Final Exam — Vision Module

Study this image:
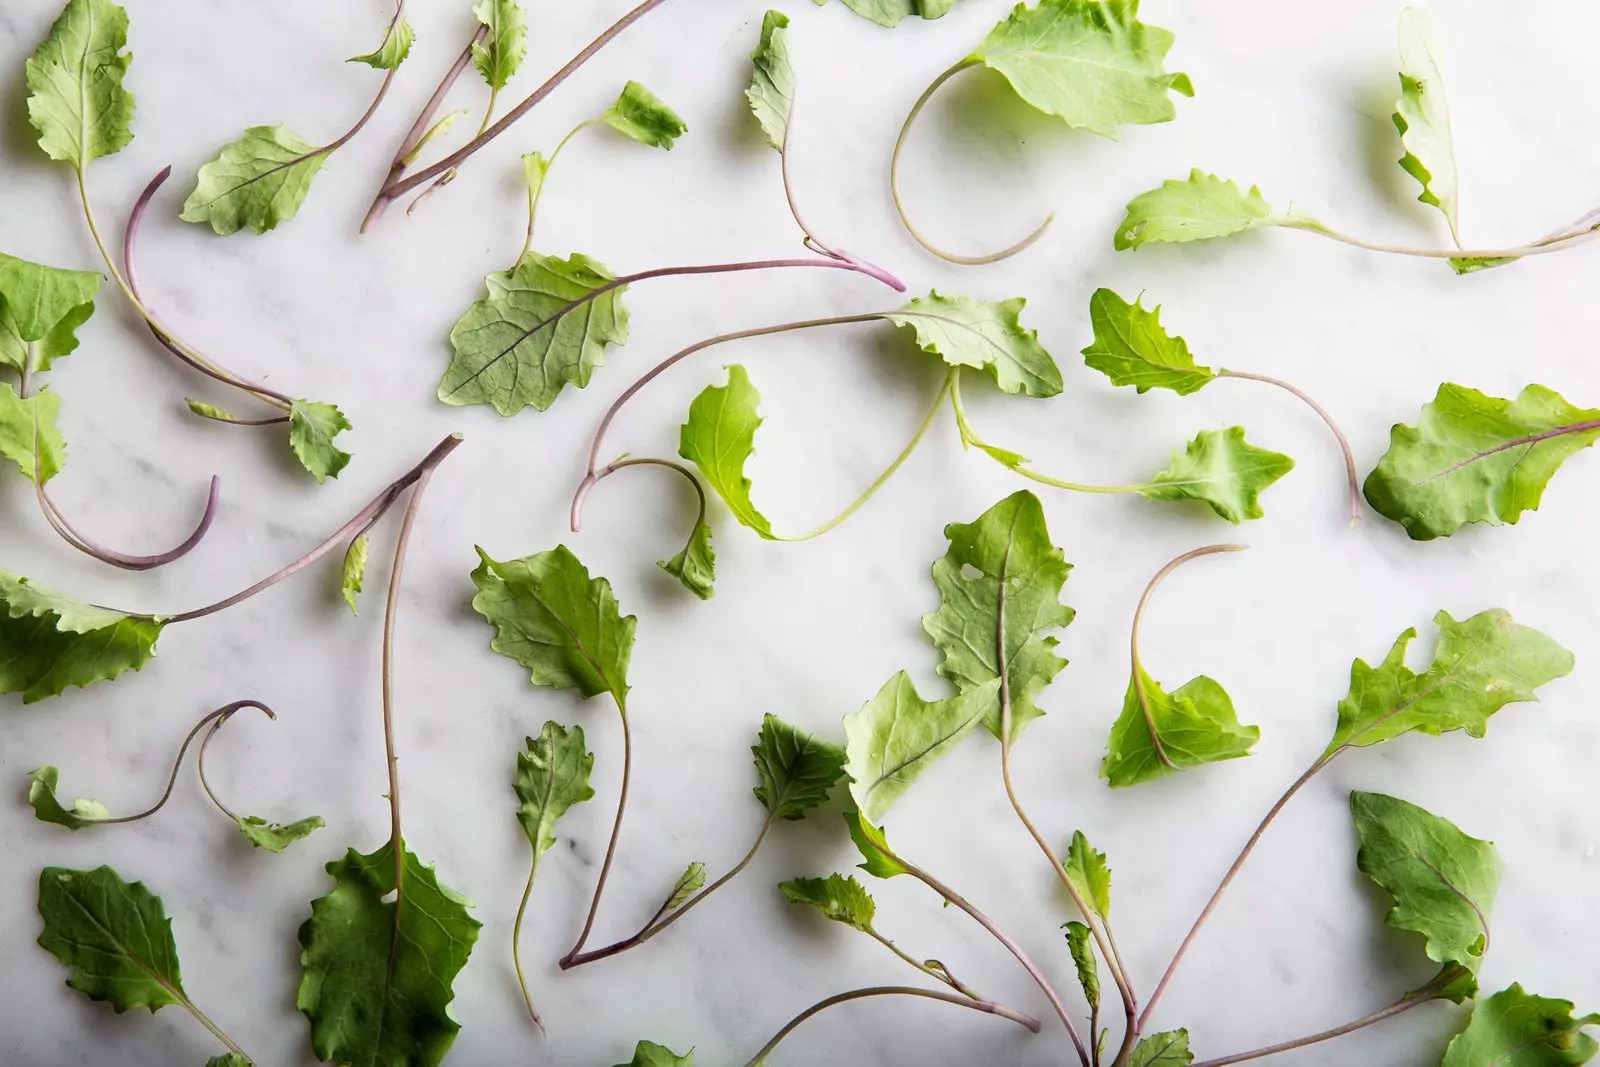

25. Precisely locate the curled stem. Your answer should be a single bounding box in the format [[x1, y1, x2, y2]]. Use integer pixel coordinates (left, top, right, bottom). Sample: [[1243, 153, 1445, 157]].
[[892, 59, 1053, 265], [559, 696, 631, 968], [194, 701, 280, 823], [1217, 370, 1359, 524]]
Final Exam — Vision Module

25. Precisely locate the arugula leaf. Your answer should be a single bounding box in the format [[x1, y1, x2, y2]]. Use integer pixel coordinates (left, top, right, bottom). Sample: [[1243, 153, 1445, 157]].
[[341, 534, 368, 615], [25, 0, 135, 169], [922, 489, 1074, 740], [1139, 426, 1294, 523], [1364, 384, 1600, 540], [1064, 830, 1111, 919], [470, 546, 636, 704], [1062, 921, 1099, 1011], [845, 810, 912, 878], [1440, 984, 1600, 1067], [781, 873, 876, 931], [1351, 791, 1499, 990], [1394, 7, 1459, 242], [0, 569, 165, 702], [0, 383, 66, 484], [0, 252, 101, 347], [180, 126, 330, 235], [27, 765, 111, 828], [472, 0, 527, 91], [1081, 288, 1214, 395], [746, 11, 794, 152], [1130, 1030, 1194, 1066], [516, 722, 596, 855], [348, 16, 415, 70], [615, 1041, 694, 1067], [288, 400, 352, 482], [658, 516, 716, 600], [969, 0, 1193, 137], [1115, 170, 1289, 251], [887, 292, 1062, 398], [37, 866, 184, 1012], [237, 815, 324, 853], [1102, 670, 1259, 788], [813, 0, 961, 27], [665, 863, 706, 910], [601, 81, 688, 149], [1325, 608, 1573, 758], [440, 253, 630, 415], [297, 841, 482, 1067], [843, 671, 1000, 822], [752, 713, 848, 821], [679, 365, 775, 538]]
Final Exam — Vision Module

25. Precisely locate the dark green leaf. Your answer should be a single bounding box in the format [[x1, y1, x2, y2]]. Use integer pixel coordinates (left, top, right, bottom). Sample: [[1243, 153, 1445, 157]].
[[37, 865, 184, 1012], [237, 815, 324, 853], [780, 873, 875, 932], [515, 722, 596, 855], [1440, 984, 1600, 1067], [752, 713, 847, 821], [0, 569, 165, 703], [1063, 920, 1099, 1011], [1130, 1030, 1193, 1066]]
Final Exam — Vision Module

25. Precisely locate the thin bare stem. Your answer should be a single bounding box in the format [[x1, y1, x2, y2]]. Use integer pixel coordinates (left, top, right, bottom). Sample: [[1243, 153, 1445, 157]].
[[512, 851, 549, 1035], [891, 58, 1053, 265], [517, 120, 599, 264], [740, 985, 1041, 1067], [559, 696, 631, 968], [1217, 370, 1360, 525], [381, 451, 436, 877], [35, 476, 220, 572], [868, 930, 971, 994], [1289, 218, 1600, 261], [195, 701, 281, 823]]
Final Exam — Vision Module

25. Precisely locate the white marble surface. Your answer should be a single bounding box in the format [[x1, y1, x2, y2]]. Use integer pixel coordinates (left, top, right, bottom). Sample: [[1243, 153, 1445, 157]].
[[2, 1, 1599, 1065]]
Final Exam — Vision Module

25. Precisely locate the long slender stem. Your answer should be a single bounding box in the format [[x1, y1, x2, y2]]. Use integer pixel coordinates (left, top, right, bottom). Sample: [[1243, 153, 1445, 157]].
[[740, 986, 1041, 1067], [512, 851, 548, 1034], [194, 702, 280, 823], [867, 929, 971, 994], [516, 120, 596, 262], [1217, 370, 1360, 525], [1289, 218, 1600, 261], [559, 697, 631, 968], [174, 994, 253, 1063], [891, 58, 1053, 265]]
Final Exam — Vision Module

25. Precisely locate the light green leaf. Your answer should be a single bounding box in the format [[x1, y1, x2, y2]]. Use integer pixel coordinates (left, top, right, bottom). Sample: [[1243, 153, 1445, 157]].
[[238, 814, 324, 853], [1449, 254, 1518, 276], [37, 866, 184, 1012], [752, 713, 848, 821], [440, 252, 629, 415], [1351, 791, 1499, 990], [341, 534, 368, 616], [25, 0, 135, 168], [844, 810, 910, 878], [1364, 384, 1600, 541], [887, 292, 1061, 398], [1063, 921, 1099, 1011], [206, 1056, 251, 1067], [1081, 288, 1214, 395], [601, 81, 687, 149], [185, 399, 244, 423], [297, 841, 482, 1067], [404, 110, 469, 168], [971, 0, 1193, 139], [746, 11, 794, 152], [1440, 984, 1600, 1067], [1102, 669, 1259, 788], [922, 490, 1074, 740], [1325, 608, 1573, 759], [812, 0, 961, 27], [781, 873, 876, 931], [181, 125, 330, 235], [1139, 426, 1294, 523], [1130, 1030, 1193, 1067], [615, 1041, 694, 1067], [843, 671, 1001, 822], [658, 516, 716, 600], [0, 569, 165, 703], [472, 0, 527, 91], [1394, 7, 1458, 242], [516, 722, 595, 855], [679, 365, 775, 538], [0, 252, 101, 345], [349, 15, 415, 70], [288, 399, 352, 483], [1064, 830, 1111, 920], [27, 765, 111, 828], [2, 299, 95, 375], [0, 382, 66, 484], [665, 863, 705, 911], [1115, 170, 1288, 251], [470, 546, 636, 703], [521, 149, 549, 207]]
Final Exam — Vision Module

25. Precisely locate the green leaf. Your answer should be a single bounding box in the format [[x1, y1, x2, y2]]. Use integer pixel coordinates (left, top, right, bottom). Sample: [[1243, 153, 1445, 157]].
[[1364, 384, 1600, 541], [601, 81, 687, 149], [1325, 608, 1573, 758], [1351, 791, 1499, 987], [614, 1041, 694, 1067], [348, 15, 414, 70], [658, 516, 716, 600], [0, 569, 165, 703], [0, 252, 101, 345], [470, 545, 636, 703], [752, 713, 848, 821], [679, 364, 775, 538], [1115, 170, 1286, 251], [288, 400, 352, 483], [844, 810, 910, 878], [341, 534, 368, 616], [37, 865, 185, 1012], [1081, 288, 1214, 395], [180, 125, 330, 236], [1139, 426, 1294, 523], [1062, 921, 1099, 1011], [1063, 830, 1111, 919], [1393, 7, 1458, 242], [404, 110, 469, 168], [515, 722, 596, 855], [27, 765, 111, 828], [440, 252, 630, 415], [25, 0, 135, 169], [206, 1056, 251, 1067], [1449, 254, 1518, 276], [0, 382, 67, 484], [238, 815, 324, 853], [1102, 669, 1259, 788], [665, 863, 705, 910], [297, 841, 482, 1067], [185, 399, 243, 423], [2, 299, 95, 376], [780, 873, 876, 931], [887, 292, 1062, 398], [1130, 1030, 1194, 1067], [921, 490, 1074, 741], [971, 0, 1193, 139], [843, 672, 1001, 823], [812, 0, 961, 27], [472, 0, 527, 91], [746, 11, 794, 152], [521, 149, 549, 209], [1440, 984, 1600, 1067]]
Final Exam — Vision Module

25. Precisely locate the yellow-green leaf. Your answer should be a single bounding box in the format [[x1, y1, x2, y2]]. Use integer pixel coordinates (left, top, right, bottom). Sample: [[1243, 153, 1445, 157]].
[[25, 0, 135, 169]]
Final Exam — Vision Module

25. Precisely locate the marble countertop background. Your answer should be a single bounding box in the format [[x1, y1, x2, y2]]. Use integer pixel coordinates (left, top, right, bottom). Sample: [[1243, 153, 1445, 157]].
[[2, 1, 1599, 1065]]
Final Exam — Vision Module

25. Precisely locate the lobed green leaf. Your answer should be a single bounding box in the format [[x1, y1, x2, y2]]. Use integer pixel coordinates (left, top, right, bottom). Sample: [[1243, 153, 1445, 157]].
[[1139, 426, 1294, 523], [288, 399, 352, 482], [1115, 170, 1283, 251], [887, 292, 1061, 398], [1081, 288, 1214, 395], [1440, 984, 1600, 1067], [27, 765, 111, 828], [37, 865, 184, 1013], [25, 0, 135, 169], [1064, 830, 1111, 919], [679, 365, 774, 538], [515, 721, 596, 856], [812, 0, 961, 27], [472, 0, 527, 91], [658, 516, 717, 600], [238, 814, 324, 853], [1393, 7, 1459, 241], [614, 1041, 694, 1067], [601, 81, 688, 149], [746, 11, 795, 152], [181, 125, 329, 235], [349, 16, 415, 70], [0, 383, 66, 484], [0, 569, 165, 702], [843, 671, 999, 822], [1102, 669, 1258, 788], [752, 713, 848, 821], [781, 873, 876, 932]]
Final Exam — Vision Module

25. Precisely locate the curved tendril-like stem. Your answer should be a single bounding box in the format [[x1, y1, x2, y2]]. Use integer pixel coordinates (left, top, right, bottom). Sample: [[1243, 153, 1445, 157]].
[[512, 852, 549, 1035], [1217, 370, 1360, 524], [572, 458, 706, 581], [194, 701, 280, 822], [559, 697, 632, 968], [1129, 546, 1249, 773], [408, 83, 502, 214], [517, 120, 597, 265], [891, 59, 1055, 265], [867, 930, 973, 995], [34, 475, 220, 572], [739, 985, 1041, 1067], [325, 0, 408, 160], [1290, 217, 1600, 261]]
